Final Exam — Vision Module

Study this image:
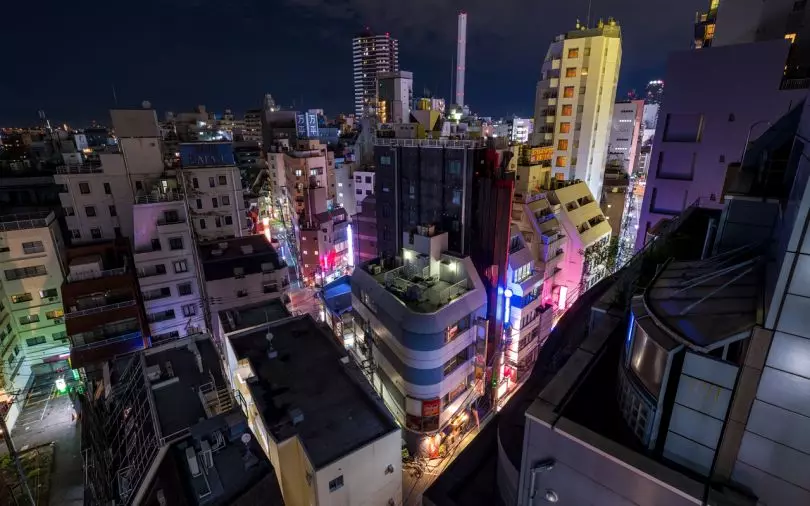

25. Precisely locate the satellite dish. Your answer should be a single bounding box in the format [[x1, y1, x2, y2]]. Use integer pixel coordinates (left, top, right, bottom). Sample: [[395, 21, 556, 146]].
[[142, 100, 152, 109], [241, 433, 252, 445]]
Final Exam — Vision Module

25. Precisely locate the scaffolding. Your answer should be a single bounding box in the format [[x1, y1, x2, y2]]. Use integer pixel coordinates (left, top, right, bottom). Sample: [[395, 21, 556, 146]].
[[82, 354, 160, 506]]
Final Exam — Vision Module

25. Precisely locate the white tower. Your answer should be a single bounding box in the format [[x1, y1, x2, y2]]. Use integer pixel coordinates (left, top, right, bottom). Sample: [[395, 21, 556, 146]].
[[455, 12, 467, 107]]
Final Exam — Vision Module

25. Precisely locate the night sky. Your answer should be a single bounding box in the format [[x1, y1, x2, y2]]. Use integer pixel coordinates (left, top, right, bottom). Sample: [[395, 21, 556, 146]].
[[2, 0, 706, 127]]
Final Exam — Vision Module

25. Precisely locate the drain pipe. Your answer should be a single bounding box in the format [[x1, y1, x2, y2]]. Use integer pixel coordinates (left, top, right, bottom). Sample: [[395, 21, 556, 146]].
[[701, 218, 717, 260]]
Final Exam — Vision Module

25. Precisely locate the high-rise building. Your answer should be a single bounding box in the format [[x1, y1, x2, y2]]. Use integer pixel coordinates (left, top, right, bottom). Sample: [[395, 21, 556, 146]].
[[635, 39, 804, 249], [378, 71, 413, 124], [242, 109, 263, 143], [645, 79, 665, 105], [531, 18, 623, 202], [352, 29, 399, 117], [607, 99, 644, 174]]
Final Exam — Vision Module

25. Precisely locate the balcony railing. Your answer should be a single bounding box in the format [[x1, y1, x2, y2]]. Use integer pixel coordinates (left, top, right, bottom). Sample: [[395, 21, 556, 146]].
[[0, 211, 53, 231], [135, 192, 184, 205], [65, 299, 136, 319], [56, 163, 103, 174], [67, 266, 127, 283], [70, 330, 143, 352], [157, 218, 186, 227]]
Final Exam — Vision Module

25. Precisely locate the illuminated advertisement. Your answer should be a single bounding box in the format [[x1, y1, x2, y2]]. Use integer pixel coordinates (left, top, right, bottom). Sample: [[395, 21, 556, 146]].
[[295, 112, 320, 139], [422, 398, 441, 417], [180, 142, 234, 167]]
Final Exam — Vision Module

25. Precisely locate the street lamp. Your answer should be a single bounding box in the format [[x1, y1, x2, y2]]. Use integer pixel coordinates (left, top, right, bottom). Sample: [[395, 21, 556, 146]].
[[740, 120, 772, 164]]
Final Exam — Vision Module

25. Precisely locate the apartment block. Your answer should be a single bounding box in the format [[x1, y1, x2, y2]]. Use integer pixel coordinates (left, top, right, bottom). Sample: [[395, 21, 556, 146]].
[[200, 235, 288, 339], [532, 18, 622, 201], [351, 227, 488, 454], [353, 195, 378, 265], [62, 239, 150, 369], [298, 208, 351, 286], [180, 142, 248, 241], [222, 313, 402, 506], [0, 211, 69, 430], [608, 99, 643, 174]]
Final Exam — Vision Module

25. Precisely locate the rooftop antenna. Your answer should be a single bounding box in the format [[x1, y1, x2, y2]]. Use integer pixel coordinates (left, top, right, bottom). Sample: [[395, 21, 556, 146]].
[[586, 0, 592, 28], [112, 84, 119, 107]]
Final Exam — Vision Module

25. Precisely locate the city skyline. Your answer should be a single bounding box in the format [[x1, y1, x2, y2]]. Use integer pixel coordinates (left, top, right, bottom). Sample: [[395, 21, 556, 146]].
[[1, 0, 705, 126]]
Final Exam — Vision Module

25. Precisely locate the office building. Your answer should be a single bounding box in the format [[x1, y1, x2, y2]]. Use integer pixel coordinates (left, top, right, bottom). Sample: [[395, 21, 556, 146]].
[[352, 227, 488, 453], [600, 162, 629, 237], [81, 333, 283, 506], [180, 142, 248, 241], [0, 211, 68, 430], [607, 99, 643, 174], [532, 18, 623, 201], [62, 239, 151, 369], [222, 313, 402, 505], [636, 39, 804, 249], [637, 81, 664, 175], [353, 29, 399, 117], [378, 71, 413, 124], [374, 138, 486, 257]]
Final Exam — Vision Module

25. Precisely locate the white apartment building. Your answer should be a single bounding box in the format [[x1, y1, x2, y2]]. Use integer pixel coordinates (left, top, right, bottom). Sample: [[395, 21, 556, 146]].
[[353, 29, 400, 117], [179, 142, 248, 242], [0, 211, 68, 430], [334, 161, 356, 215], [353, 169, 375, 212], [532, 18, 622, 201], [351, 228, 488, 454], [608, 99, 643, 174]]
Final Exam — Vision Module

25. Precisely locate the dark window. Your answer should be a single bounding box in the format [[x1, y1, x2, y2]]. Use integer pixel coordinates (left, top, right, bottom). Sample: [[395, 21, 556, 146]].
[[79, 182, 90, 194], [91, 228, 102, 239], [192, 178, 199, 188], [224, 216, 233, 225], [104, 182, 112, 194], [215, 217, 222, 228], [39, 288, 58, 298], [209, 177, 216, 188], [19, 314, 40, 325], [109, 205, 117, 217], [218, 175, 227, 185], [22, 241, 44, 254], [222, 195, 230, 206], [199, 219, 207, 229], [212, 198, 219, 208], [365, 176, 372, 183], [196, 199, 203, 209], [134, 181, 143, 191], [178, 283, 193, 296], [169, 238, 183, 250], [5, 266, 47, 281], [328, 476, 344, 493], [85, 206, 97, 217]]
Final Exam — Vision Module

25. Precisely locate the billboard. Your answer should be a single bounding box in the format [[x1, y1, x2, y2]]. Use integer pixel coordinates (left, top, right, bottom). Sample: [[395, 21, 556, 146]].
[[295, 112, 320, 139], [180, 142, 235, 167]]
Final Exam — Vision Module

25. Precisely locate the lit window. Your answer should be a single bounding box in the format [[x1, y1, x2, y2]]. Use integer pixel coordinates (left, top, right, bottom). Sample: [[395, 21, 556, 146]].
[[565, 67, 577, 78], [563, 86, 575, 98], [581, 67, 589, 76], [557, 140, 569, 150], [785, 32, 797, 44], [567, 48, 579, 58], [555, 156, 568, 167], [561, 104, 573, 116], [559, 122, 571, 134]]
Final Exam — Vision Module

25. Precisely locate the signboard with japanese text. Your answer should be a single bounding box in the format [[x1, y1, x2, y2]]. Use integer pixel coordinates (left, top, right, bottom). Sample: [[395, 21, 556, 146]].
[[180, 143, 234, 167], [295, 112, 320, 139]]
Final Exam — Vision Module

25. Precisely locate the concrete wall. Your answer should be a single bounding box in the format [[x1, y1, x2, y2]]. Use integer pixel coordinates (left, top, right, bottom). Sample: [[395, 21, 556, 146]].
[[313, 429, 402, 506], [636, 39, 803, 249]]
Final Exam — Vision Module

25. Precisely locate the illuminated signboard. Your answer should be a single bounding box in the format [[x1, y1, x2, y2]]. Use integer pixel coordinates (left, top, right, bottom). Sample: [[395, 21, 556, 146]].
[[295, 112, 320, 139], [180, 143, 235, 167], [531, 146, 554, 163]]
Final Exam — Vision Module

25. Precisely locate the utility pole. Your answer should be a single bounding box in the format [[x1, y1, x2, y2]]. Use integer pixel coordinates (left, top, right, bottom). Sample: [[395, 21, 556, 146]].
[[0, 414, 35, 506]]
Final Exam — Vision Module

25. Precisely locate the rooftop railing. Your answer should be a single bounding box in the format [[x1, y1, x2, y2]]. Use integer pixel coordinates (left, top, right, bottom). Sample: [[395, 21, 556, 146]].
[[135, 192, 184, 204], [56, 163, 103, 174], [67, 265, 127, 283], [0, 211, 53, 231]]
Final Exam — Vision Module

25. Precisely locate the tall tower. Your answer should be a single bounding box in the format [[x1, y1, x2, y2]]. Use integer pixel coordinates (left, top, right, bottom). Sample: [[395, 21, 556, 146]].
[[531, 18, 622, 202], [455, 12, 467, 107], [352, 29, 399, 117]]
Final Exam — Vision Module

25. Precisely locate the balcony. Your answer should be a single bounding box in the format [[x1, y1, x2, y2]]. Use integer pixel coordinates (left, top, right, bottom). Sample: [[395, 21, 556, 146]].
[[67, 266, 127, 283], [0, 211, 53, 232], [135, 191, 184, 205], [156, 218, 188, 233], [65, 299, 136, 320], [56, 163, 103, 175], [69, 331, 146, 368]]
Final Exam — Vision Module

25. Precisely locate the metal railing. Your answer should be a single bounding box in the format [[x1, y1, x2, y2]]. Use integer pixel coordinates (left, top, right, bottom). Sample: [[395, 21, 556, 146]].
[[157, 218, 186, 226], [780, 77, 810, 90], [65, 299, 136, 319], [374, 137, 484, 148], [135, 192, 184, 204], [0, 211, 53, 231], [56, 163, 103, 174], [67, 265, 127, 282], [70, 330, 143, 352]]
